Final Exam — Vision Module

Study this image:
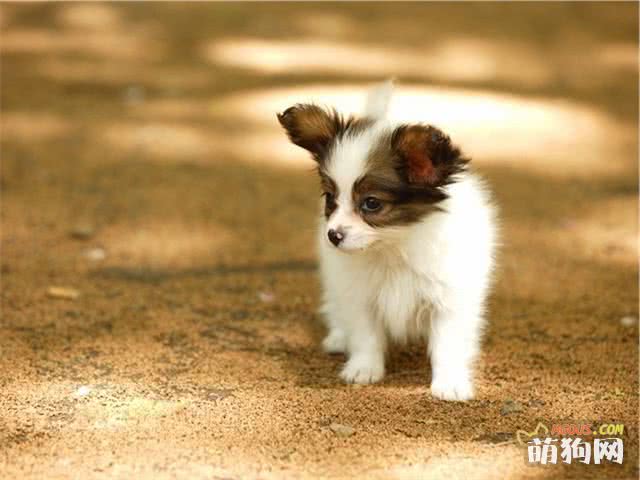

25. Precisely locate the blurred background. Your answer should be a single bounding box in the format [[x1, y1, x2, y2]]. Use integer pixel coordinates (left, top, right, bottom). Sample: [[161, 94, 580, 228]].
[[1, 3, 638, 480]]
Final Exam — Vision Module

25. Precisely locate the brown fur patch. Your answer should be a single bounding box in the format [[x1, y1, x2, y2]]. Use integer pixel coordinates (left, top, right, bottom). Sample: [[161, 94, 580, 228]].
[[278, 105, 468, 227], [353, 137, 439, 227], [277, 104, 338, 160], [350, 125, 469, 227], [392, 125, 437, 184], [277, 104, 373, 164], [391, 124, 468, 188], [318, 169, 338, 218]]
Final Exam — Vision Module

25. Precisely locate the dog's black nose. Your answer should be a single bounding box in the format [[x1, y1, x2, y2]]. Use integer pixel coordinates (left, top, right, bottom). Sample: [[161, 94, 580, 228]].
[[328, 229, 344, 246]]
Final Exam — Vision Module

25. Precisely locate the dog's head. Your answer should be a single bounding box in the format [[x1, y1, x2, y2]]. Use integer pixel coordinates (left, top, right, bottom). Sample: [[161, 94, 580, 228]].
[[277, 103, 468, 252]]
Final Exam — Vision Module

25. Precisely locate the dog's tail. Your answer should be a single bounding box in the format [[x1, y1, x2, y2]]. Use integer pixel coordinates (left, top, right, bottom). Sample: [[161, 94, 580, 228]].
[[364, 79, 394, 120]]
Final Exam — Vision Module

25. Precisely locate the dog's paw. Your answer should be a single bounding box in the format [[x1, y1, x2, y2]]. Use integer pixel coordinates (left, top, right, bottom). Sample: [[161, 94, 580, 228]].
[[431, 374, 474, 401], [340, 355, 384, 384], [322, 329, 348, 354]]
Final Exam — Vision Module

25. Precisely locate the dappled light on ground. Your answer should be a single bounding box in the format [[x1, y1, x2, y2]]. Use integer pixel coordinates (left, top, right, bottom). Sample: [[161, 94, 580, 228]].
[[561, 196, 638, 266], [377, 445, 545, 480], [126, 98, 214, 120], [36, 59, 210, 89], [1, 28, 161, 61], [2, 3, 161, 61], [294, 12, 356, 38], [205, 38, 552, 87], [103, 123, 215, 161], [597, 43, 639, 72], [56, 3, 123, 31], [101, 122, 283, 168], [0, 6, 9, 28], [77, 396, 189, 431], [1, 111, 74, 141], [102, 222, 231, 268]]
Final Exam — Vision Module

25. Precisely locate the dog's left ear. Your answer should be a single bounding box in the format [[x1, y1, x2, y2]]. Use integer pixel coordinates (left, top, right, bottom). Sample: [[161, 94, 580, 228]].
[[277, 104, 341, 161], [391, 124, 468, 187]]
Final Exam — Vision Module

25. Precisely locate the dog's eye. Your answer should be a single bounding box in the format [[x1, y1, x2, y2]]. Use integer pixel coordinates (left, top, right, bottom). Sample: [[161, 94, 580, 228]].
[[361, 196, 382, 213]]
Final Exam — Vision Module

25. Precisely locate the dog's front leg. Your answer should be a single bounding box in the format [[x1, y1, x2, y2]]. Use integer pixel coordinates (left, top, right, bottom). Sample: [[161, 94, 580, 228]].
[[339, 297, 386, 385], [428, 305, 482, 401]]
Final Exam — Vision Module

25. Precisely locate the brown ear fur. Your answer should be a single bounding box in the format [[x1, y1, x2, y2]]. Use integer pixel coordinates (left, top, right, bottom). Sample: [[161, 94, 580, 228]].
[[391, 124, 468, 187], [277, 104, 342, 161]]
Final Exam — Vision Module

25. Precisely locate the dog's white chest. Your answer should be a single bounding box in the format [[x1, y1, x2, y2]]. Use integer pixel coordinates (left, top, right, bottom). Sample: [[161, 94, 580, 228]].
[[367, 257, 431, 342]]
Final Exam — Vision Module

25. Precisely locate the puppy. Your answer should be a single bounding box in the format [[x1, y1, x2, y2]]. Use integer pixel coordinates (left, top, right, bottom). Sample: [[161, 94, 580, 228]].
[[277, 82, 497, 401]]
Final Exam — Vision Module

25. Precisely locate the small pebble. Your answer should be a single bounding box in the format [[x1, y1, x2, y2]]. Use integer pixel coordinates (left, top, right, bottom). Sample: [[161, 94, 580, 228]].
[[70, 223, 94, 240], [124, 85, 145, 104], [85, 247, 106, 261], [47, 287, 80, 300], [501, 399, 524, 416], [329, 422, 355, 437], [558, 219, 577, 230], [620, 315, 637, 327], [258, 291, 275, 303], [75, 386, 91, 397]]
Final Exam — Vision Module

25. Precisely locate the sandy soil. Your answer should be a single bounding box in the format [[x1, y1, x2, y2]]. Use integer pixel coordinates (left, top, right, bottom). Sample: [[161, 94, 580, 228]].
[[1, 3, 638, 479]]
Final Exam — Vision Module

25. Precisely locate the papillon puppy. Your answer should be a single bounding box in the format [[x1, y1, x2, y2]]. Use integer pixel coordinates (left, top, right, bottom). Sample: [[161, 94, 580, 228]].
[[277, 82, 497, 401]]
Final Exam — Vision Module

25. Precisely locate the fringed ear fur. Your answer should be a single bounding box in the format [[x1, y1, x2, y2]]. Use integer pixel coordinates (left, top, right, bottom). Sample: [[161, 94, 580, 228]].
[[277, 104, 343, 161], [391, 124, 468, 187]]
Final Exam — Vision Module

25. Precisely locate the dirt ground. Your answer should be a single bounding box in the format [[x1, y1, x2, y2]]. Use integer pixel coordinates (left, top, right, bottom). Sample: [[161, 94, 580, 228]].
[[1, 3, 638, 479]]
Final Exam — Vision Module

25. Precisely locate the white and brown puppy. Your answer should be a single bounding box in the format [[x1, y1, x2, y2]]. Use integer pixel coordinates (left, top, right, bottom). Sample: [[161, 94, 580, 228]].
[[278, 83, 497, 401]]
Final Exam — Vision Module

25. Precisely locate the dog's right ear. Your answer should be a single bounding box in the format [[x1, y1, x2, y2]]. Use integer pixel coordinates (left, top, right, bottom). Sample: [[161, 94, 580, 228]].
[[277, 104, 341, 161]]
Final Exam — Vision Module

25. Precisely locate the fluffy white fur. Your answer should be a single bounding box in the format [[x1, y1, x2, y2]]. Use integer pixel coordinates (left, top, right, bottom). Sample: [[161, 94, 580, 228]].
[[318, 84, 498, 401]]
